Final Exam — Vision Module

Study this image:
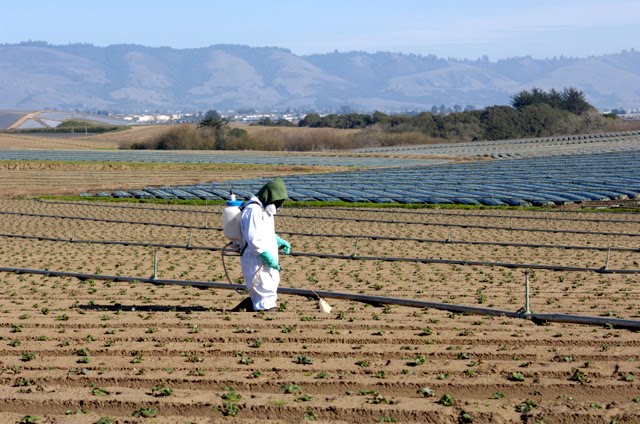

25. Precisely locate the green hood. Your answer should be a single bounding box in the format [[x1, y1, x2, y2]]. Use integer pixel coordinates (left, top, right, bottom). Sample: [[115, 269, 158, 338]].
[[255, 177, 288, 206]]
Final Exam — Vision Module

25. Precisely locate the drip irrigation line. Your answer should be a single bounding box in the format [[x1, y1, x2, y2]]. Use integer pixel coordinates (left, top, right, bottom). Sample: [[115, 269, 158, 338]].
[[37, 199, 218, 215], [2, 209, 640, 238], [0, 265, 638, 331], [0, 231, 637, 274], [0, 232, 223, 252], [290, 252, 640, 274], [309, 206, 640, 224], [36, 198, 640, 224], [283, 230, 640, 253], [277, 213, 640, 238], [3, 224, 639, 255], [0, 210, 203, 230]]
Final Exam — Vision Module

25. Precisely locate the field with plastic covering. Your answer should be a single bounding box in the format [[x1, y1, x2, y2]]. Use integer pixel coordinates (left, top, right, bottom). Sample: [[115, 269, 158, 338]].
[[0, 199, 638, 423], [355, 130, 640, 159], [98, 149, 640, 208], [29, 130, 630, 207]]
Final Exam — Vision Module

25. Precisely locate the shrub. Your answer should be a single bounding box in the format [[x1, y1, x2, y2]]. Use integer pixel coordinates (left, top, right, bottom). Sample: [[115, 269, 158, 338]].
[[124, 124, 214, 150]]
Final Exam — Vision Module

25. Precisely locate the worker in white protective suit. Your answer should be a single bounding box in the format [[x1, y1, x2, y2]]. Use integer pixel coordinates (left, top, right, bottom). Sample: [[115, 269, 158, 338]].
[[231, 177, 291, 312]]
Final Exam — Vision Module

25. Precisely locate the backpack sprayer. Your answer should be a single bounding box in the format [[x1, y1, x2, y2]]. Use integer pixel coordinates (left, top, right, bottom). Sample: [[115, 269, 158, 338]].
[[220, 192, 331, 313], [221, 193, 246, 294], [222, 192, 244, 251]]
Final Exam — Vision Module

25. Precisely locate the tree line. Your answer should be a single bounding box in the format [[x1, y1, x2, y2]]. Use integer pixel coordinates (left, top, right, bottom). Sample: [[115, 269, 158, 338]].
[[122, 88, 628, 150], [295, 87, 610, 141]]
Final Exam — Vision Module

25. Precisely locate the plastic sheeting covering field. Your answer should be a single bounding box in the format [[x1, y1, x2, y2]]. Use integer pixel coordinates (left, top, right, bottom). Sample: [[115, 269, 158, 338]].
[[103, 150, 640, 207], [355, 130, 640, 159], [0, 199, 638, 423]]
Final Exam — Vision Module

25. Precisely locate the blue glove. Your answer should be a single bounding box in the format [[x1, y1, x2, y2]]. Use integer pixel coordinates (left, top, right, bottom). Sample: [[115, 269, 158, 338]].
[[259, 251, 280, 271], [276, 235, 291, 254]]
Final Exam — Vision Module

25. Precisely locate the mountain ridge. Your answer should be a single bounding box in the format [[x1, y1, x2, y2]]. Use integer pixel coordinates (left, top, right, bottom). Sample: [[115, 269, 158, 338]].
[[0, 42, 638, 112]]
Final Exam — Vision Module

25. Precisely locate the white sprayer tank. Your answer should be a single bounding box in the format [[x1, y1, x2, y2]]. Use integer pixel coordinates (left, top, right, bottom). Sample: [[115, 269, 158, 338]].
[[222, 194, 244, 249]]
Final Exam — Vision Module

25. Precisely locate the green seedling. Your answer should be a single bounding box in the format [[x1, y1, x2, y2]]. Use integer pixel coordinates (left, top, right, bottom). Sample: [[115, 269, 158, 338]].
[[459, 411, 474, 423], [417, 386, 435, 397], [281, 383, 302, 394], [237, 354, 253, 365], [75, 348, 90, 356], [20, 352, 37, 362], [14, 377, 36, 387], [515, 399, 536, 413], [418, 327, 433, 336], [439, 393, 455, 406], [366, 393, 391, 404], [508, 372, 525, 382], [132, 407, 157, 418], [303, 410, 317, 421], [91, 387, 110, 396], [151, 385, 173, 397], [569, 368, 590, 384], [294, 355, 313, 365]]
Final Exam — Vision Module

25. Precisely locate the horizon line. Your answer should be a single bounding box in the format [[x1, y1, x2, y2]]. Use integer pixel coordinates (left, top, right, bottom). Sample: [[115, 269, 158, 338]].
[[3, 40, 638, 63]]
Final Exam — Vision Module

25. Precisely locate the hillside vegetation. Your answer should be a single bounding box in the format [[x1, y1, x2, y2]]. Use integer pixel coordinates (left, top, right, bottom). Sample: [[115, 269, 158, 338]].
[[122, 88, 638, 151]]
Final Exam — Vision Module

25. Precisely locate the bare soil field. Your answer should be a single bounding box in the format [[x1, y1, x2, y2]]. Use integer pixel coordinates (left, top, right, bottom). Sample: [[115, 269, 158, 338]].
[[0, 162, 343, 198], [0, 132, 121, 151], [0, 199, 638, 423], [0, 126, 175, 151]]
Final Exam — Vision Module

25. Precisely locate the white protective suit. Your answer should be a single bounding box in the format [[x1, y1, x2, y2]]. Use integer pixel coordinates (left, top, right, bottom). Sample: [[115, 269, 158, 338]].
[[240, 196, 280, 310]]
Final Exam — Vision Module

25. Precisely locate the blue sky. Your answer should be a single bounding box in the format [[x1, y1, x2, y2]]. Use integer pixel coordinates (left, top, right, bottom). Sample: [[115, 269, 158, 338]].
[[2, 0, 638, 60]]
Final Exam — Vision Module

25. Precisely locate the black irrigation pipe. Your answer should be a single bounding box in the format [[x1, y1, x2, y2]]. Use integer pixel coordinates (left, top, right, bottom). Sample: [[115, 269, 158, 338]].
[[2, 227, 639, 259], [278, 213, 640, 238], [284, 231, 640, 253], [304, 206, 640, 224], [36, 199, 640, 224], [0, 232, 222, 252], [2, 209, 640, 238], [0, 210, 202, 230], [1, 231, 638, 274], [0, 266, 638, 331], [37, 199, 219, 215], [290, 252, 640, 274]]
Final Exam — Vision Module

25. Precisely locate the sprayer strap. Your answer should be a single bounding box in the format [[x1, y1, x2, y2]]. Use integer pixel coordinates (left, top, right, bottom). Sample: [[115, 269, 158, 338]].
[[238, 199, 258, 258]]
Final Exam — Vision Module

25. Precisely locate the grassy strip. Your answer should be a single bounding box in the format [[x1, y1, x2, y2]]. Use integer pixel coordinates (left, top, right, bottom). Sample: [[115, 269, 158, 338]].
[[577, 207, 640, 214], [37, 195, 546, 211], [38, 195, 640, 213]]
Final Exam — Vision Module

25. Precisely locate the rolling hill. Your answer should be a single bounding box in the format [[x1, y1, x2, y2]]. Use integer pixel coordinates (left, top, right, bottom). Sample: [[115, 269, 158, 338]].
[[0, 42, 638, 112]]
